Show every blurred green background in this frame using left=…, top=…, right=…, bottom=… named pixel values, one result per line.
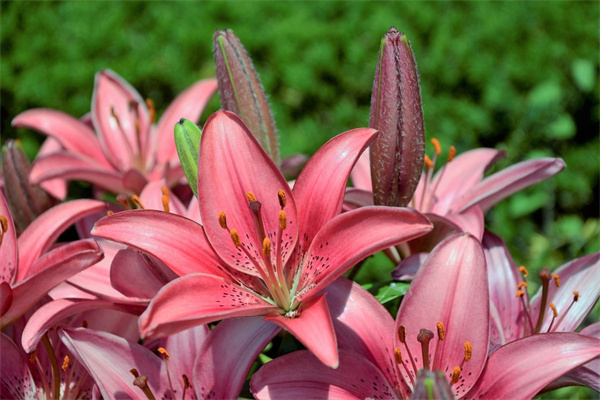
left=1, top=2, right=598, bottom=397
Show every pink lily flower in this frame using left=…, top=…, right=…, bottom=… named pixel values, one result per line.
left=57, top=317, right=279, bottom=399
left=92, top=110, right=433, bottom=367
left=251, top=234, right=600, bottom=399
left=12, top=69, right=217, bottom=195
left=0, top=192, right=107, bottom=330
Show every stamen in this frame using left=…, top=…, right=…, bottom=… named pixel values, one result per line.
left=394, top=348, right=403, bottom=364
left=549, top=303, right=558, bottom=318
left=262, top=238, right=271, bottom=259
left=424, top=155, right=434, bottom=169
left=0, top=215, right=7, bottom=232
left=158, top=347, right=176, bottom=400
left=62, top=355, right=70, bottom=372
left=161, top=186, right=170, bottom=213
left=278, top=190, right=287, bottom=208
left=182, top=374, right=190, bottom=399
left=463, top=342, right=472, bottom=362
left=398, top=326, right=406, bottom=343
left=131, top=368, right=140, bottom=378
left=117, top=193, right=131, bottom=210
left=131, top=195, right=145, bottom=210
left=552, top=273, right=560, bottom=288
left=158, top=347, right=170, bottom=361
left=431, top=138, right=442, bottom=155
left=218, top=212, right=228, bottom=229
left=279, top=210, right=287, bottom=230
left=28, top=350, right=38, bottom=364
left=417, top=329, right=434, bottom=370
left=82, top=320, right=88, bottom=328
left=515, top=290, right=525, bottom=298
left=549, top=291, right=580, bottom=333
left=436, top=322, right=446, bottom=341
left=447, top=146, right=456, bottom=162
left=230, top=229, right=242, bottom=247
left=517, top=282, right=528, bottom=290
left=451, top=366, right=462, bottom=384
left=246, top=192, right=257, bottom=202
left=534, top=268, right=551, bottom=334
left=146, top=99, right=156, bottom=124
left=573, top=291, right=579, bottom=301
left=519, top=266, right=529, bottom=277
left=110, top=107, right=121, bottom=126
left=107, top=210, right=114, bottom=216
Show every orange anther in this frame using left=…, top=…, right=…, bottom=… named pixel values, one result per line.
left=397, top=326, right=406, bottom=344
left=552, top=273, right=560, bottom=288
left=278, top=190, right=287, bottom=208
left=146, top=99, right=156, bottom=124
left=464, top=342, right=472, bottom=362
left=107, top=210, right=114, bottom=216
left=451, top=366, right=462, bottom=384
left=62, top=355, right=70, bottom=372
left=394, top=348, right=402, bottom=364
left=262, top=237, right=271, bottom=259
left=218, top=212, right=228, bottom=229
left=447, top=146, right=456, bottom=162
left=436, top=322, right=446, bottom=341
left=230, top=229, right=242, bottom=247
left=549, top=303, right=558, bottom=318
left=516, top=290, right=525, bottom=298
left=245, top=192, right=257, bottom=203
left=131, top=195, right=145, bottom=210
left=0, top=215, right=7, bottom=232
left=573, top=291, right=579, bottom=302
left=431, top=138, right=441, bottom=155
left=158, top=347, right=170, bottom=361
left=161, top=187, right=170, bottom=213
left=279, top=210, right=287, bottom=230
left=517, top=282, right=528, bottom=290
left=519, top=266, right=529, bottom=277
left=424, top=155, right=434, bottom=169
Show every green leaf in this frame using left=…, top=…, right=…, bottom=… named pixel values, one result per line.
left=174, top=118, right=202, bottom=197
left=547, top=114, right=576, bottom=140
left=572, top=59, right=596, bottom=93
left=375, top=282, right=410, bottom=304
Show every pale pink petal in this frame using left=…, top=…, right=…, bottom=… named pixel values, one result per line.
left=30, top=152, right=125, bottom=193
left=482, top=232, right=524, bottom=350
left=395, top=234, right=489, bottom=396
left=251, top=349, right=399, bottom=400
left=444, top=206, right=484, bottom=240
left=407, top=213, right=459, bottom=254
left=292, top=127, right=378, bottom=250
left=194, top=317, right=280, bottom=399
left=297, top=206, right=432, bottom=301
left=91, top=70, right=150, bottom=170
left=59, top=327, right=170, bottom=399
left=159, top=324, right=210, bottom=388
left=265, top=294, right=337, bottom=368
left=531, top=253, right=600, bottom=333
left=155, top=79, right=218, bottom=165
left=185, top=195, right=202, bottom=224
left=0, top=332, right=38, bottom=398
left=465, top=332, right=600, bottom=399
left=92, top=210, right=229, bottom=278
left=139, top=180, right=186, bottom=215
left=392, top=253, right=428, bottom=281
left=350, top=150, right=373, bottom=191
left=342, top=188, right=374, bottom=212
left=0, top=193, right=18, bottom=284
left=12, top=108, right=111, bottom=167
left=198, top=111, right=298, bottom=277
left=139, top=273, right=279, bottom=339
left=16, top=200, right=106, bottom=280
left=37, top=138, right=68, bottom=200
left=451, top=157, right=566, bottom=213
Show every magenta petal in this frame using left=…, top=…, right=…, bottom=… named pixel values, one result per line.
left=0, top=193, right=18, bottom=284
left=37, top=138, right=68, bottom=200
left=395, top=234, right=489, bottom=396
left=251, top=349, right=399, bottom=400
left=17, top=199, right=106, bottom=280
left=59, top=327, right=170, bottom=399
left=194, top=317, right=280, bottom=399
left=465, top=332, right=600, bottom=399
left=0, top=333, right=37, bottom=398
left=297, top=206, right=432, bottom=301
left=293, top=127, right=378, bottom=249
left=350, top=150, right=373, bottom=191
left=198, top=111, right=298, bottom=276
left=140, top=273, right=279, bottom=339
left=155, top=79, right=217, bottom=165
left=92, top=210, right=228, bottom=278
left=265, top=294, right=338, bottom=368
left=12, top=108, right=111, bottom=167
left=452, top=157, right=566, bottom=213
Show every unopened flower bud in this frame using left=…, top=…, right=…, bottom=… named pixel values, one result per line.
left=411, top=369, right=455, bottom=400
left=174, top=118, right=202, bottom=197
left=369, top=27, right=425, bottom=207
left=214, top=29, right=280, bottom=165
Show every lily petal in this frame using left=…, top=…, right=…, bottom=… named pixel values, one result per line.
left=194, top=317, right=280, bottom=399
left=265, top=294, right=338, bottom=368
left=0, top=332, right=37, bottom=399
left=37, top=137, right=68, bottom=200
left=444, top=206, right=484, bottom=240
left=465, top=332, right=600, bottom=399
left=350, top=150, right=373, bottom=191
left=140, top=273, right=279, bottom=339
left=342, top=188, right=374, bottom=212
left=139, top=180, right=187, bottom=215
left=0, top=193, right=18, bottom=284
left=392, top=252, right=428, bottom=281
left=407, top=213, right=460, bottom=254
left=297, top=206, right=432, bottom=301
left=251, top=349, right=399, bottom=400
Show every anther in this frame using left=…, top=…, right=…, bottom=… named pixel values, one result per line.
left=519, top=266, right=529, bottom=277
left=552, top=273, right=560, bottom=288
left=573, top=291, right=579, bottom=302
left=82, top=320, right=88, bottom=328
left=279, top=210, right=287, bottom=230
left=431, top=138, right=441, bottom=155
left=161, top=186, right=170, bottom=213
left=117, top=193, right=131, bottom=210
left=0, top=215, right=7, bottom=232
left=218, top=212, right=228, bottom=229
left=182, top=374, right=190, bottom=389
left=424, top=155, right=434, bottom=169
left=451, top=366, right=462, bottom=384
left=398, top=326, right=406, bottom=344
left=417, top=329, right=434, bottom=370
left=549, top=303, right=558, bottom=318
left=394, top=348, right=403, bottom=364
left=436, top=322, right=446, bottom=341
left=130, top=369, right=140, bottom=378
left=230, top=229, right=242, bottom=247
left=158, top=347, right=170, bottom=361
left=245, top=192, right=257, bottom=203
left=107, top=210, right=114, bottom=216
left=131, top=195, right=145, bottom=210
left=262, top=238, right=271, bottom=259
left=516, top=290, right=525, bottom=298
left=28, top=350, right=38, bottom=364
left=447, top=146, right=456, bottom=162
left=110, top=107, right=121, bottom=126
left=463, top=342, right=472, bottom=362
left=146, top=99, right=156, bottom=124
left=62, top=355, right=70, bottom=372
left=278, top=190, right=287, bottom=208
left=517, top=282, right=528, bottom=290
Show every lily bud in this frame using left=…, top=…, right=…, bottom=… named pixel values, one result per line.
left=2, top=140, right=53, bottom=233
left=369, top=27, right=425, bottom=207
left=174, top=119, right=202, bottom=197
left=411, top=369, right=454, bottom=400
left=214, top=29, right=280, bottom=165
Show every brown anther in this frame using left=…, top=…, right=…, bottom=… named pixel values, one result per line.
left=397, top=326, right=406, bottom=344
left=62, top=355, right=70, bottom=372
left=464, top=342, right=472, bottom=362
left=573, top=291, right=579, bottom=302
left=107, top=210, right=114, bottom=216
left=447, top=146, right=456, bottom=162
left=110, top=107, right=121, bottom=125
left=519, top=266, right=529, bottom=277
left=279, top=210, right=287, bottom=230
left=0, top=215, right=7, bottom=232
left=117, top=193, right=131, bottom=210
left=131, top=195, right=145, bottom=210
left=277, top=190, right=287, bottom=208
left=516, top=290, right=525, bottom=298
left=82, top=320, right=88, bottom=328
left=549, top=303, right=558, bottom=318
left=146, top=99, right=156, bottom=124
left=552, top=273, right=560, bottom=288
left=436, top=322, right=446, bottom=341
left=28, top=350, right=38, bottom=364
left=130, top=368, right=140, bottom=378
left=161, top=186, right=170, bottom=213
left=135, top=119, right=141, bottom=135
left=424, top=155, right=434, bottom=169
left=230, top=229, right=242, bottom=247
left=431, top=138, right=441, bottom=155
left=218, top=212, right=228, bottom=229
left=245, top=192, right=257, bottom=203
left=182, top=374, right=190, bottom=389
left=451, top=366, right=462, bottom=384
left=158, top=347, right=170, bottom=361
left=394, top=348, right=402, bottom=364
left=262, top=237, right=271, bottom=259
left=517, top=282, right=528, bottom=290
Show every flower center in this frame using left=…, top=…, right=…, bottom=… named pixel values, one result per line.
left=412, top=138, right=456, bottom=213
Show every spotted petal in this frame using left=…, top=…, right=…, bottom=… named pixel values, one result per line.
left=0, top=333, right=38, bottom=399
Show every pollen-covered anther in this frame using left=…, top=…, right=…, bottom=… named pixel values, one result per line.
left=158, top=347, right=170, bottom=361
left=517, top=281, right=528, bottom=290
left=436, top=321, right=446, bottom=341
left=279, top=210, right=287, bottom=230
left=182, top=374, right=190, bottom=389
left=0, top=215, right=7, bottom=232
left=516, top=290, right=525, bottom=298
left=62, top=355, right=70, bottom=372
left=107, top=210, right=114, bottom=216
left=424, top=155, right=434, bottom=169
left=573, top=291, right=580, bottom=302
left=394, top=348, right=403, bottom=364
left=161, top=186, right=170, bottom=213
left=277, top=190, right=287, bottom=208
left=451, top=366, right=462, bottom=384
left=552, top=273, right=560, bottom=288
left=431, top=138, right=441, bottom=155
left=146, top=98, right=156, bottom=124
left=398, top=326, right=406, bottom=343
left=230, top=229, right=242, bottom=247
left=262, top=237, right=271, bottom=258
left=245, top=191, right=257, bottom=203
left=130, top=368, right=140, bottom=378
left=519, top=266, right=529, bottom=277
left=447, top=146, right=456, bottom=162
left=131, top=195, right=145, bottom=210
left=549, top=303, right=558, bottom=318
left=464, top=342, right=472, bottom=362
left=218, top=212, right=228, bottom=229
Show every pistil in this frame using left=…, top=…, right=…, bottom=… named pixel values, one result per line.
left=131, top=369, right=157, bottom=400
left=416, top=329, right=434, bottom=370
left=534, top=268, right=551, bottom=334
